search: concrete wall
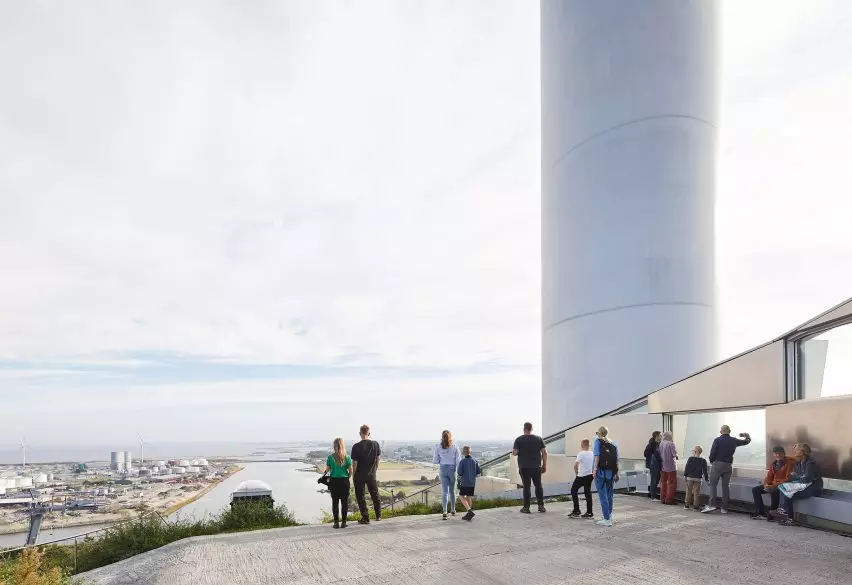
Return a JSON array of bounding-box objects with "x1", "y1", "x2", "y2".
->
[
  {"x1": 649, "y1": 340, "x2": 786, "y2": 413},
  {"x1": 541, "y1": 0, "x2": 718, "y2": 434}
]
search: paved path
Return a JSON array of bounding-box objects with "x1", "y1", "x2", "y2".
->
[{"x1": 81, "y1": 497, "x2": 852, "y2": 585}]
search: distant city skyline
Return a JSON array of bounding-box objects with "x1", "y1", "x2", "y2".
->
[{"x1": 2, "y1": 1, "x2": 852, "y2": 444}]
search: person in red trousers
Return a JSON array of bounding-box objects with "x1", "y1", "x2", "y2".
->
[{"x1": 658, "y1": 431, "x2": 679, "y2": 504}]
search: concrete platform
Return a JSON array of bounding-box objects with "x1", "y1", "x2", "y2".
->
[{"x1": 81, "y1": 497, "x2": 852, "y2": 585}]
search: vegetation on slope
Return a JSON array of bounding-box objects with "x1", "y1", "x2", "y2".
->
[{"x1": 1, "y1": 501, "x2": 299, "y2": 578}]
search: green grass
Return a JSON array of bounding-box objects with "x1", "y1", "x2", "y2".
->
[{"x1": 1, "y1": 501, "x2": 301, "y2": 577}]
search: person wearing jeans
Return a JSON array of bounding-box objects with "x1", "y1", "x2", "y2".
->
[
  {"x1": 777, "y1": 443, "x2": 823, "y2": 527},
  {"x1": 658, "y1": 431, "x2": 678, "y2": 504},
  {"x1": 513, "y1": 422, "x2": 548, "y2": 513},
  {"x1": 703, "y1": 425, "x2": 751, "y2": 514},
  {"x1": 593, "y1": 426, "x2": 619, "y2": 527},
  {"x1": 433, "y1": 430, "x2": 461, "y2": 520},
  {"x1": 752, "y1": 445, "x2": 794, "y2": 520}
]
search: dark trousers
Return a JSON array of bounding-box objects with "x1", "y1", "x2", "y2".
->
[
  {"x1": 354, "y1": 474, "x2": 382, "y2": 520},
  {"x1": 781, "y1": 484, "x2": 821, "y2": 517},
  {"x1": 329, "y1": 477, "x2": 350, "y2": 523},
  {"x1": 751, "y1": 484, "x2": 780, "y2": 515},
  {"x1": 571, "y1": 474, "x2": 593, "y2": 514},
  {"x1": 648, "y1": 465, "x2": 661, "y2": 499},
  {"x1": 520, "y1": 467, "x2": 543, "y2": 509}
]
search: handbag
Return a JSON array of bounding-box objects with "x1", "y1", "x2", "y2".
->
[
  {"x1": 317, "y1": 472, "x2": 330, "y2": 486},
  {"x1": 779, "y1": 481, "x2": 811, "y2": 498}
]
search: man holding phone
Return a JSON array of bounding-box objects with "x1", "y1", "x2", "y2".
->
[{"x1": 702, "y1": 425, "x2": 751, "y2": 514}]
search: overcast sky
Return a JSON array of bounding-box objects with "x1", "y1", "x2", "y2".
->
[{"x1": 1, "y1": 1, "x2": 851, "y2": 447}]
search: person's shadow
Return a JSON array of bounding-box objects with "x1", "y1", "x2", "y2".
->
[{"x1": 839, "y1": 448, "x2": 852, "y2": 481}]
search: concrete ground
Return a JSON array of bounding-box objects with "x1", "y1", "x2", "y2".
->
[{"x1": 80, "y1": 496, "x2": 852, "y2": 585}]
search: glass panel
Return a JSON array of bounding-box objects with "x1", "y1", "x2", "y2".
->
[
  {"x1": 824, "y1": 477, "x2": 852, "y2": 493},
  {"x1": 544, "y1": 436, "x2": 565, "y2": 455},
  {"x1": 799, "y1": 321, "x2": 852, "y2": 399},
  {"x1": 672, "y1": 409, "x2": 766, "y2": 469}
]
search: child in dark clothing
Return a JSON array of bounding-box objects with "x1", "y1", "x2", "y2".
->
[{"x1": 683, "y1": 446, "x2": 709, "y2": 510}]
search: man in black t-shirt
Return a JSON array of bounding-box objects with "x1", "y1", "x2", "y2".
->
[
  {"x1": 513, "y1": 422, "x2": 548, "y2": 513},
  {"x1": 351, "y1": 424, "x2": 382, "y2": 524}
]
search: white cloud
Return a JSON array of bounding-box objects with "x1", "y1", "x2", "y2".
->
[{"x1": 1, "y1": 1, "x2": 851, "y2": 444}]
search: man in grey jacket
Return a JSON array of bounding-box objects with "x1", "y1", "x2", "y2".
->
[{"x1": 702, "y1": 425, "x2": 751, "y2": 514}]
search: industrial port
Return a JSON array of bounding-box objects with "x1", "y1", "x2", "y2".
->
[{"x1": 0, "y1": 451, "x2": 240, "y2": 537}]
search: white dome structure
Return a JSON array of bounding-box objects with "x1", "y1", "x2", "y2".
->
[{"x1": 230, "y1": 480, "x2": 274, "y2": 507}]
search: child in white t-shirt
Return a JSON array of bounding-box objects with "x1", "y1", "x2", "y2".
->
[{"x1": 569, "y1": 439, "x2": 595, "y2": 518}]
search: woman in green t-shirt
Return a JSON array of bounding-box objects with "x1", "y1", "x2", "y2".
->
[{"x1": 324, "y1": 437, "x2": 353, "y2": 528}]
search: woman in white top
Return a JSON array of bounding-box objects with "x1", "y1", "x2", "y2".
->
[{"x1": 433, "y1": 429, "x2": 462, "y2": 519}]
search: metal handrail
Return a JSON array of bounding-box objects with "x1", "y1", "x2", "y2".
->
[
  {"x1": 0, "y1": 511, "x2": 171, "y2": 556},
  {"x1": 380, "y1": 417, "x2": 610, "y2": 511}
]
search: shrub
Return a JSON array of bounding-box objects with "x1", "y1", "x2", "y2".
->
[
  {"x1": 6, "y1": 501, "x2": 300, "y2": 577},
  {"x1": 0, "y1": 548, "x2": 71, "y2": 585}
]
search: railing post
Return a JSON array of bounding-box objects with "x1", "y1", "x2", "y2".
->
[
  {"x1": 390, "y1": 489, "x2": 395, "y2": 511},
  {"x1": 74, "y1": 537, "x2": 78, "y2": 573}
]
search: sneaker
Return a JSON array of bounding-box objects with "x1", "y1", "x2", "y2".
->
[
  {"x1": 778, "y1": 518, "x2": 798, "y2": 527},
  {"x1": 538, "y1": 506, "x2": 547, "y2": 513},
  {"x1": 442, "y1": 513, "x2": 447, "y2": 520},
  {"x1": 720, "y1": 509, "x2": 728, "y2": 515},
  {"x1": 693, "y1": 507, "x2": 702, "y2": 511},
  {"x1": 684, "y1": 505, "x2": 690, "y2": 510},
  {"x1": 374, "y1": 516, "x2": 382, "y2": 521},
  {"x1": 333, "y1": 522, "x2": 339, "y2": 529},
  {"x1": 340, "y1": 522, "x2": 347, "y2": 528},
  {"x1": 567, "y1": 511, "x2": 581, "y2": 518},
  {"x1": 582, "y1": 512, "x2": 594, "y2": 519},
  {"x1": 750, "y1": 513, "x2": 766, "y2": 520},
  {"x1": 519, "y1": 507, "x2": 531, "y2": 514},
  {"x1": 595, "y1": 519, "x2": 613, "y2": 527},
  {"x1": 451, "y1": 511, "x2": 456, "y2": 516},
  {"x1": 700, "y1": 506, "x2": 717, "y2": 513},
  {"x1": 463, "y1": 510, "x2": 474, "y2": 521},
  {"x1": 358, "y1": 518, "x2": 370, "y2": 525}
]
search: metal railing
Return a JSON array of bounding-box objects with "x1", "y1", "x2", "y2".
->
[
  {"x1": 381, "y1": 426, "x2": 578, "y2": 511},
  {"x1": 0, "y1": 511, "x2": 171, "y2": 574}
]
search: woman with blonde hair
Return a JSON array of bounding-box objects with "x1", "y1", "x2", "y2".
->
[
  {"x1": 323, "y1": 437, "x2": 353, "y2": 529},
  {"x1": 592, "y1": 426, "x2": 619, "y2": 526},
  {"x1": 433, "y1": 429, "x2": 462, "y2": 519}
]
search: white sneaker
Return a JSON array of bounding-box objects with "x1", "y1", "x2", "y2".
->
[
  {"x1": 595, "y1": 519, "x2": 613, "y2": 526},
  {"x1": 720, "y1": 509, "x2": 728, "y2": 515},
  {"x1": 700, "y1": 506, "x2": 717, "y2": 513}
]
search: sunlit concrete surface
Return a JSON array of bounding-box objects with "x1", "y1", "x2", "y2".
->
[{"x1": 81, "y1": 497, "x2": 851, "y2": 585}]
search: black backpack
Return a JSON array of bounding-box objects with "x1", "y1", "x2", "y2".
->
[{"x1": 598, "y1": 439, "x2": 618, "y2": 472}]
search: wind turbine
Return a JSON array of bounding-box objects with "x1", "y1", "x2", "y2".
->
[
  {"x1": 139, "y1": 436, "x2": 145, "y2": 468},
  {"x1": 20, "y1": 437, "x2": 28, "y2": 467}
]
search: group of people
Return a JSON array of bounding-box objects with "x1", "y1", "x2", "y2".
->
[
  {"x1": 643, "y1": 424, "x2": 824, "y2": 526},
  {"x1": 323, "y1": 421, "x2": 824, "y2": 530}
]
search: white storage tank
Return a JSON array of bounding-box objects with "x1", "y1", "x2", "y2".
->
[
  {"x1": 0, "y1": 486, "x2": 5, "y2": 496},
  {"x1": 174, "y1": 467, "x2": 186, "y2": 474},
  {"x1": 156, "y1": 461, "x2": 166, "y2": 468},
  {"x1": 124, "y1": 452, "x2": 133, "y2": 469},
  {"x1": 111, "y1": 451, "x2": 125, "y2": 471},
  {"x1": 187, "y1": 466, "x2": 200, "y2": 473},
  {"x1": 178, "y1": 460, "x2": 191, "y2": 467},
  {"x1": 46, "y1": 473, "x2": 54, "y2": 482},
  {"x1": 15, "y1": 477, "x2": 33, "y2": 488},
  {"x1": 34, "y1": 474, "x2": 48, "y2": 485}
]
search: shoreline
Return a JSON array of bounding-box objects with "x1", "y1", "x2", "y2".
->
[
  {"x1": 0, "y1": 466, "x2": 245, "y2": 537},
  {"x1": 163, "y1": 465, "x2": 244, "y2": 516}
]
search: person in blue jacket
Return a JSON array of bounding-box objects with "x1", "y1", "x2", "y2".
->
[{"x1": 456, "y1": 446, "x2": 482, "y2": 521}]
